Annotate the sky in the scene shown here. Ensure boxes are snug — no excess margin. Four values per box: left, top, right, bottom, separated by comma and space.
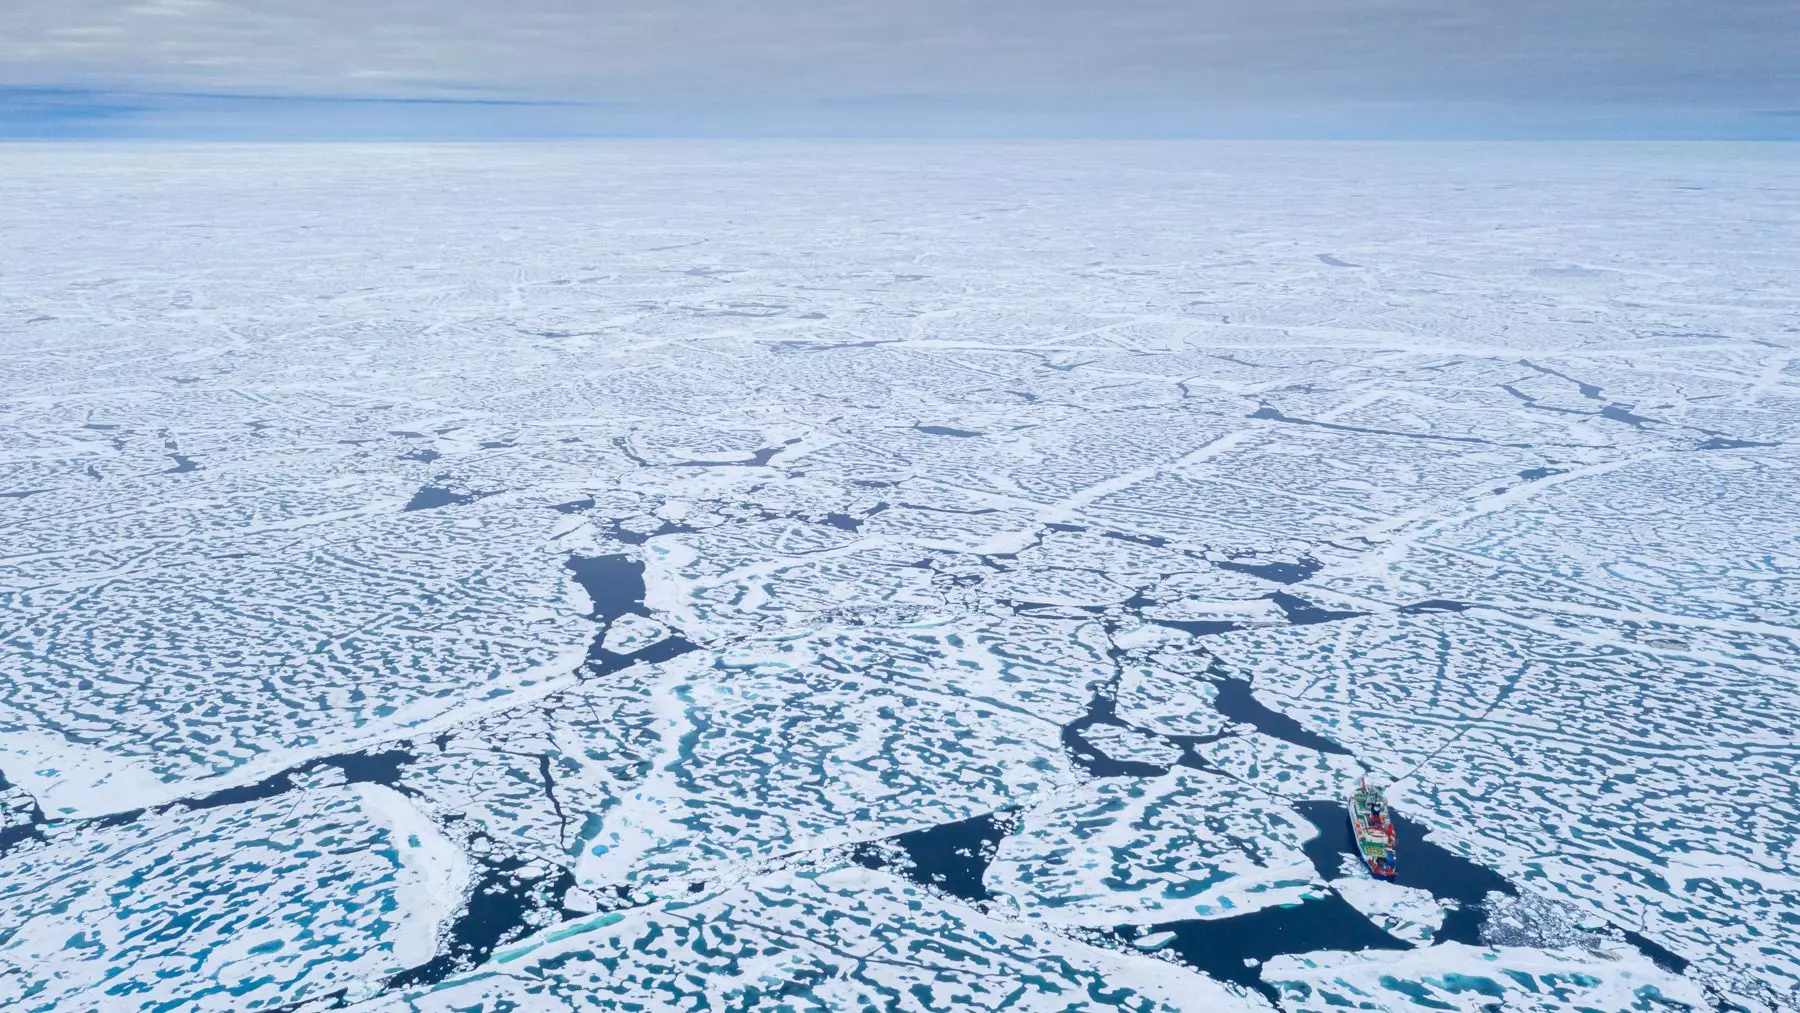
3, 0, 1798, 138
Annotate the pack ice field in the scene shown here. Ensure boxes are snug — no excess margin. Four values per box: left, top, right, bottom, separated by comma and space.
1, 142, 1797, 1012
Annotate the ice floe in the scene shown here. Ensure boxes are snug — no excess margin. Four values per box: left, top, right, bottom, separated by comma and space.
1, 140, 1794, 1010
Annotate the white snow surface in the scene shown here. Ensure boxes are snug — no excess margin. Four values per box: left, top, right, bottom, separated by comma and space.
353, 782, 473, 968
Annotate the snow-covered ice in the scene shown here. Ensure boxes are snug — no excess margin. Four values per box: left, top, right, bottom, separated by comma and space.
1, 141, 1796, 1011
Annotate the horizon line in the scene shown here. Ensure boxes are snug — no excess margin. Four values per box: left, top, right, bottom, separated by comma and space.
5, 85, 1799, 142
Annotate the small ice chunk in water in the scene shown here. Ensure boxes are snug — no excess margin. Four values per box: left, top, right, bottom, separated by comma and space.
602, 614, 672, 654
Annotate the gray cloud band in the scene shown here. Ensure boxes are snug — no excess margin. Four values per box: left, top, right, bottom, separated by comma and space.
3, 0, 1796, 108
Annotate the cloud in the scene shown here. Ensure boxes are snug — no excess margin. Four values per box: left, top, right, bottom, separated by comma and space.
1, 0, 1796, 135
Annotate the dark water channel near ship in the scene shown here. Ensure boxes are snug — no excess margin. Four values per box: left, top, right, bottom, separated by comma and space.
1294, 801, 1514, 944
1102, 800, 1524, 1003
856, 793, 1631, 1006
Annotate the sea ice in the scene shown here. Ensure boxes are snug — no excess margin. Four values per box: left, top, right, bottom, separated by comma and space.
1, 140, 1793, 1010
